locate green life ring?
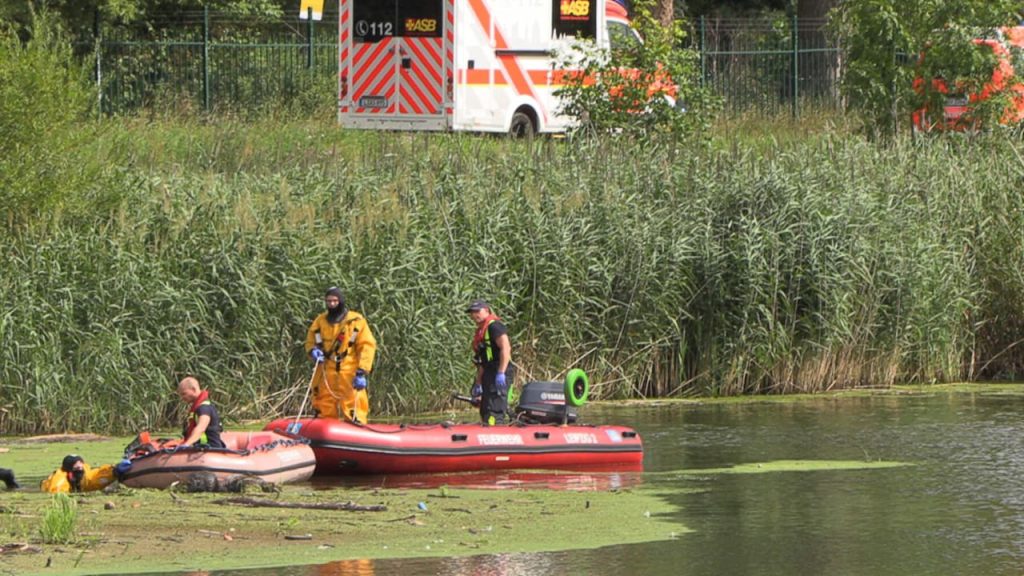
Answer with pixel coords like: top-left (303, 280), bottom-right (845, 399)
top-left (564, 369), bottom-right (590, 407)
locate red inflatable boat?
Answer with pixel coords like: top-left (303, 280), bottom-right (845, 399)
top-left (264, 377), bottom-right (643, 475)
top-left (264, 417), bottom-right (643, 475)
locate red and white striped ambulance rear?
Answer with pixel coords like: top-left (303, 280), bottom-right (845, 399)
top-left (339, 0), bottom-right (626, 135)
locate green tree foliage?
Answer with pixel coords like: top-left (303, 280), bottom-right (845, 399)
top-left (0, 12), bottom-right (94, 230)
top-left (680, 0), bottom-right (789, 17)
top-left (831, 0), bottom-right (1019, 138)
top-left (555, 1), bottom-right (719, 140)
top-left (0, 0), bottom-right (286, 32)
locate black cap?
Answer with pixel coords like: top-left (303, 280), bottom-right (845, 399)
top-left (325, 286), bottom-right (344, 300)
top-left (465, 299), bottom-right (490, 313)
top-left (61, 454), bottom-right (83, 472)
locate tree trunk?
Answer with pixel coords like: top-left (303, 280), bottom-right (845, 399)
top-left (797, 0), bottom-right (834, 20)
top-left (654, 0), bottom-right (673, 28)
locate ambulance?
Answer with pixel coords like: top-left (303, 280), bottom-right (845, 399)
top-left (338, 0), bottom-right (641, 136)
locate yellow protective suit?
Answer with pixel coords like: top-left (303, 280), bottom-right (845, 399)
top-left (40, 463), bottom-right (117, 493)
top-left (306, 309), bottom-right (376, 423)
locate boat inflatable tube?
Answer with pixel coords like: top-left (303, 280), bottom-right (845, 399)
top-left (565, 369), bottom-right (589, 407)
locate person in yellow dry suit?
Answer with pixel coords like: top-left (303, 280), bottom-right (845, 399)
top-left (41, 454), bottom-right (121, 493)
top-left (306, 286), bottom-right (376, 423)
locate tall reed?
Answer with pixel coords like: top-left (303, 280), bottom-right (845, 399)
top-left (0, 118), bottom-right (1020, 434)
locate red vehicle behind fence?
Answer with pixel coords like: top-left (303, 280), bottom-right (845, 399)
top-left (912, 26), bottom-right (1024, 132)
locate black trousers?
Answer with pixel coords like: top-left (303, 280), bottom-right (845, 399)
top-left (0, 468), bottom-right (19, 489)
top-left (478, 366), bottom-right (513, 425)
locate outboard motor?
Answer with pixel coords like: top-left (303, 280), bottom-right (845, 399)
top-left (514, 381), bottom-right (579, 424)
top-left (513, 369), bottom-right (591, 425)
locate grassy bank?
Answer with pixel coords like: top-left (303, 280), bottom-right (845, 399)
top-left (5, 116), bottom-right (1024, 432)
top-left (0, 433), bottom-right (683, 575)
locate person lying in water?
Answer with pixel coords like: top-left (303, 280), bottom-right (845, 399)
top-left (41, 454), bottom-right (120, 493)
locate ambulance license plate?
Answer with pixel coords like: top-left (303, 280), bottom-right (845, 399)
top-left (359, 96), bottom-right (388, 108)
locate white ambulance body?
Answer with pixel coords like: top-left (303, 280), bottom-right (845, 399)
top-left (338, 0), bottom-right (635, 135)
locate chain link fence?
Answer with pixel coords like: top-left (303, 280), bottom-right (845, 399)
top-left (77, 10), bottom-right (842, 116)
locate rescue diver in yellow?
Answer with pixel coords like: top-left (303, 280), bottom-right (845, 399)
top-left (306, 287), bottom-right (376, 423)
top-left (41, 454), bottom-right (118, 493)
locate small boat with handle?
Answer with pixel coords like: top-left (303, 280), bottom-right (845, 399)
top-left (119, 430), bottom-right (317, 489)
top-left (264, 371), bottom-right (644, 475)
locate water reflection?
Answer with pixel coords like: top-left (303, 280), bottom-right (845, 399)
top-left (310, 468), bottom-right (643, 492)
top-left (310, 559), bottom-right (375, 576)
top-left (205, 393), bottom-right (1024, 576)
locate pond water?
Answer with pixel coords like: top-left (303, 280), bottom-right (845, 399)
top-left (205, 392), bottom-right (1024, 576)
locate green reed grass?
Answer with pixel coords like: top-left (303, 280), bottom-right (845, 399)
top-left (39, 493), bottom-right (78, 544)
top-left (1, 117), bottom-right (1022, 433)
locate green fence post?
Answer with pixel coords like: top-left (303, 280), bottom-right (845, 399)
top-left (203, 5), bottom-right (210, 112)
top-left (791, 15), bottom-right (799, 118)
top-left (307, 8), bottom-right (314, 69)
top-left (699, 15), bottom-right (706, 88)
top-left (892, 39), bottom-right (898, 137)
top-left (94, 8), bottom-right (102, 116)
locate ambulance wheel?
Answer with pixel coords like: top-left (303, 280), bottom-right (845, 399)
top-left (509, 111), bottom-right (535, 138)
top-left (565, 369), bottom-right (589, 407)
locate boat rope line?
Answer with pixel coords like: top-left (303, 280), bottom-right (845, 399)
top-left (120, 459), bottom-right (317, 481)
top-left (131, 437), bottom-right (312, 462)
top-left (309, 440), bottom-right (642, 457)
top-left (346, 422), bottom-right (614, 435)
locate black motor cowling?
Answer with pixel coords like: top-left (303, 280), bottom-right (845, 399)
top-left (514, 381), bottom-right (578, 424)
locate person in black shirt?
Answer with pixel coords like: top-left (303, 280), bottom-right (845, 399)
top-left (177, 377), bottom-right (225, 448)
top-left (466, 299), bottom-right (512, 425)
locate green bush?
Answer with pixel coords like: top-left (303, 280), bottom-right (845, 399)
top-left (555, 1), bottom-right (719, 140)
top-left (830, 0), bottom-right (1020, 138)
top-left (0, 12), bottom-right (95, 231)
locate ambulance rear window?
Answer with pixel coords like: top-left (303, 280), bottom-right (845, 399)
top-left (353, 0), bottom-right (443, 42)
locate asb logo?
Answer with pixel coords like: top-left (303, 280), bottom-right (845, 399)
top-left (560, 0), bottom-right (591, 18)
top-left (405, 18), bottom-right (437, 34)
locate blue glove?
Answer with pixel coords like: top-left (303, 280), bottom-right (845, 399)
top-left (353, 369), bottom-right (368, 391)
top-left (311, 348), bottom-right (325, 363)
top-left (471, 383), bottom-right (483, 398)
top-left (495, 372), bottom-right (507, 396)
top-left (114, 459), bottom-right (132, 478)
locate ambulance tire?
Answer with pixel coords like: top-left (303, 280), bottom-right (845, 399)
top-left (509, 111), bottom-right (536, 139)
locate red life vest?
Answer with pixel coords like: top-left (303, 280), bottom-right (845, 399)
top-left (183, 389), bottom-right (210, 441)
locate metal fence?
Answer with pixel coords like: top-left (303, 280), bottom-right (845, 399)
top-left (79, 8), bottom-right (338, 114)
top-left (696, 16), bottom-right (839, 116)
top-left (78, 10), bottom-right (841, 116)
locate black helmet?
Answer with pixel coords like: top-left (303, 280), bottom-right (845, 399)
top-left (324, 286), bottom-right (347, 323)
top-left (325, 286), bottom-right (344, 305)
top-left (61, 454), bottom-right (83, 472)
